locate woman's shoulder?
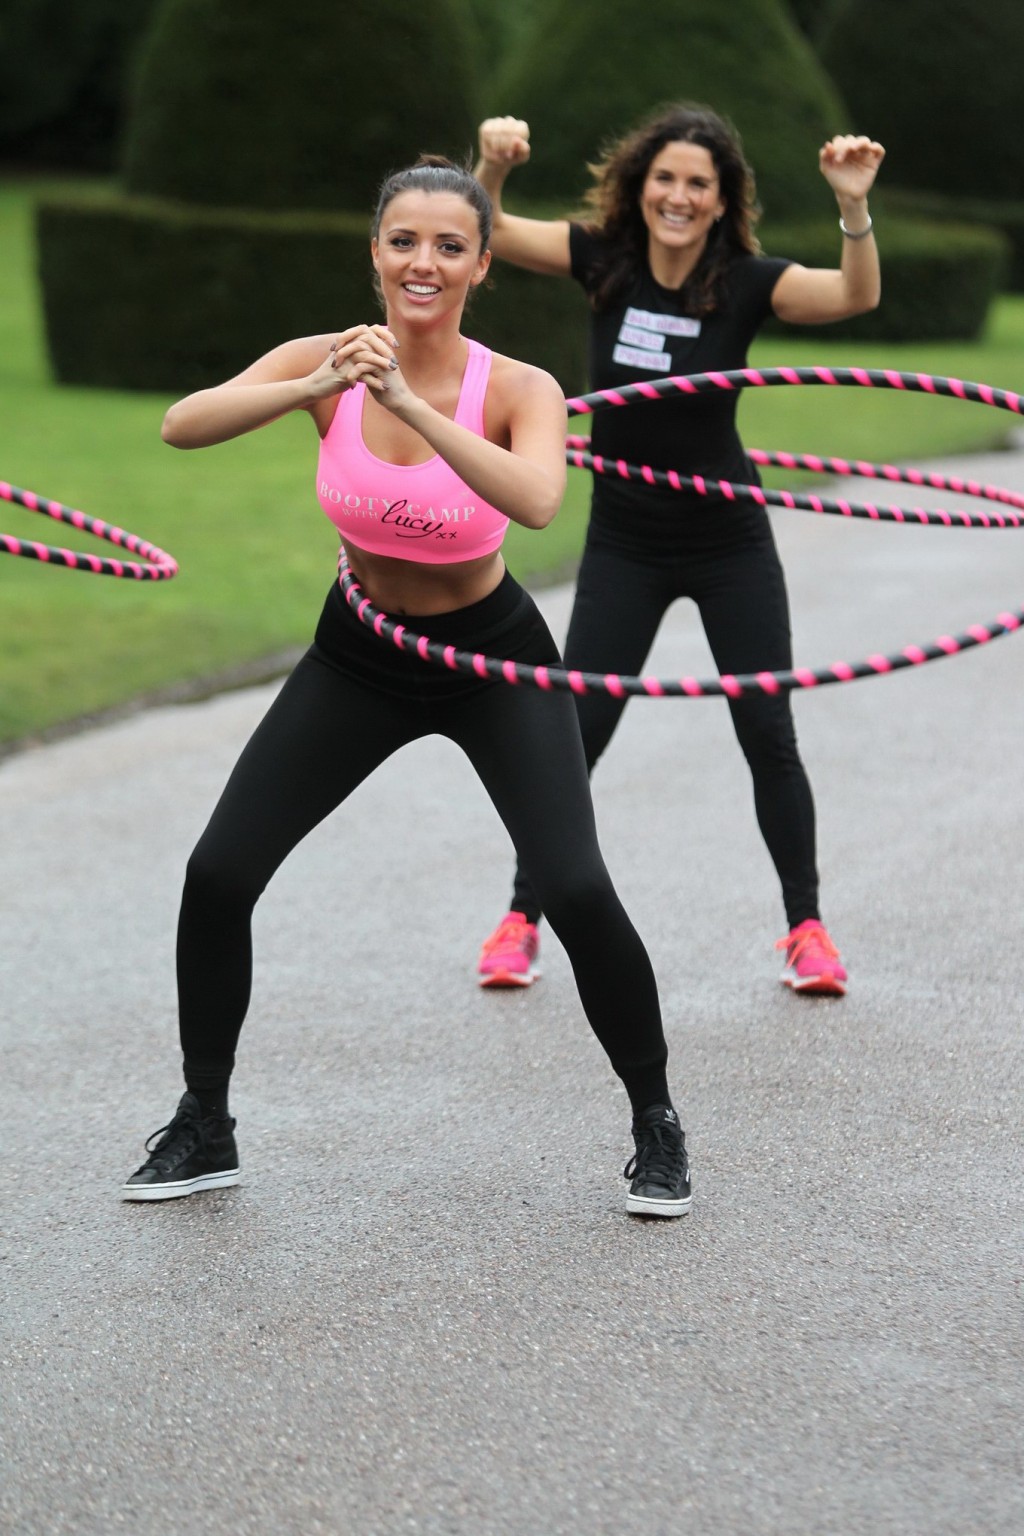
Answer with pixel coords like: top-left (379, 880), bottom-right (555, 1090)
top-left (485, 347), bottom-right (561, 389)
top-left (720, 250), bottom-right (794, 301)
top-left (568, 220), bottom-right (612, 281)
top-left (479, 346), bottom-right (566, 413)
top-left (231, 332), bottom-right (335, 383)
top-left (726, 250), bottom-right (793, 278)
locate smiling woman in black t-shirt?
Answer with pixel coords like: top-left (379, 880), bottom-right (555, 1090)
top-left (473, 102), bottom-right (885, 997)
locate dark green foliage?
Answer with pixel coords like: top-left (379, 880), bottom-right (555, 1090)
top-left (123, 0), bottom-right (480, 213)
top-left (820, 1), bottom-right (1024, 202)
top-left (493, 0), bottom-right (849, 221)
top-left (0, 0), bottom-right (159, 169)
top-left (786, 0), bottom-right (851, 41)
top-left (0, 1), bottom-right (99, 136)
top-left (470, 266), bottom-right (589, 392)
top-left (36, 193), bottom-right (379, 392)
top-left (759, 216), bottom-right (1009, 341)
top-left (881, 190), bottom-right (1024, 293)
top-left (461, 0), bottom-right (548, 75)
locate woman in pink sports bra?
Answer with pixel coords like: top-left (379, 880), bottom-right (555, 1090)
top-left (122, 157), bottom-right (690, 1220)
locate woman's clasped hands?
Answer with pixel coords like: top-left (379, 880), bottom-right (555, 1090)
top-left (308, 323), bottom-right (404, 404)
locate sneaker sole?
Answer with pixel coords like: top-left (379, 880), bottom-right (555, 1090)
top-left (626, 1190), bottom-right (692, 1218)
top-left (121, 1168), bottom-right (240, 1201)
top-left (478, 967), bottom-right (540, 989)
top-left (780, 973), bottom-right (847, 996)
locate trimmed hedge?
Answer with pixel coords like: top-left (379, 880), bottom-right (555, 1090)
top-left (820, 1), bottom-right (1024, 204)
top-left (34, 190), bottom-right (589, 394)
top-left (759, 216), bottom-right (1009, 342)
top-left (37, 193), bottom-right (377, 393)
top-left (37, 192), bottom-right (1005, 398)
top-left (881, 189), bottom-right (1024, 295)
top-left (0, 0), bottom-right (159, 169)
top-left (123, 0), bottom-right (480, 213)
top-left (469, 266), bottom-right (589, 393)
top-left (493, 0), bottom-right (849, 222)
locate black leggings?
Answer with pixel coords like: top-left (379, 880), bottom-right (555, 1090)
top-left (512, 516), bottom-right (820, 929)
top-left (177, 575), bottom-right (670, 1113)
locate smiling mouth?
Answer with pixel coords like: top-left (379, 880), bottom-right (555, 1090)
top-left (403, 283), bottom-right (441, 296)
top-left (659, 211), bottom-right (694, 227)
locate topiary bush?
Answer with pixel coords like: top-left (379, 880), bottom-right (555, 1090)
top-left (785, 0), bottom-right (850, 42)
top-left (820, 1), bottom-right (1024, 204)
top-left (0, 0), bottom-right (159, 170)
top-left (36, 0), bottom-right (486, 391)
top-left (880, 189), bottom-right (1024, 294)
top-left (37, 192), bottom-right (377, 392)
top-left (123, 0), bottom-right (480, 213)
top-left (460, 0), bottom-right (547, 75)
top-left (468, 264), bottom-right (589, 392)
top-left (492, 0), bottom-right (850, 222)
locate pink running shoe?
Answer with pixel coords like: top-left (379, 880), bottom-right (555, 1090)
top-left (776, 919), bottom-right (848, 996)
top-left (477, 910), bottom-right (541, 988)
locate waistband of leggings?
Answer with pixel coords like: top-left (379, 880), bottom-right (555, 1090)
top-left (326, 564), bottom-right (533, 644)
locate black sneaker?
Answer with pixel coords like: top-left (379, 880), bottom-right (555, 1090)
top-left (122, 1092), bottom-right (240, 1201)
top-left (624, 1104), bottom-right (691, 1218)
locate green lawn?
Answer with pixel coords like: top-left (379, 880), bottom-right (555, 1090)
top-left (3, 175), bottom-right (1023, 747)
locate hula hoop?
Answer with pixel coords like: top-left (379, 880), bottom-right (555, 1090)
top-left (338, 553), bottom-right (1022, 699)
top-left (565, 363), bottom-right (1023, 419)
top-left (565, 438), bottom-right (1024, 529)
top-left (338, 365), bottom-right (1024, 697)
top-left (0, 482), bottom-right (179, 579)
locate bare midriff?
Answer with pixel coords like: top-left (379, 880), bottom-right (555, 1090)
top-left (340, 542), bottom-right (506, 615)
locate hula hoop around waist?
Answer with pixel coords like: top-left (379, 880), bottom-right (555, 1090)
top-left (338, 553), bottom-right (1023, 699)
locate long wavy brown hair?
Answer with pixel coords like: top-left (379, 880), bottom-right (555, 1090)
top-left (580, 102), bottom-right (761, 314)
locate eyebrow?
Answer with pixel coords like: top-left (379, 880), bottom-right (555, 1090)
top-left (384, 226), bottom-right (472, 239)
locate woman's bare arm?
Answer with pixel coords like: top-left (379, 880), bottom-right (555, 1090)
top-left (772, 135), bottom-right (885, 325)
top-left (359, 346), bottom-right (567, 530)
top-left (474, 117), bottom-right (572, 277)
top-left (160, 326), bottom-right (397, 448)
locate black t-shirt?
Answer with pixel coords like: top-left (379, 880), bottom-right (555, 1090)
top-left (569, 223), bottom-right (791, 548)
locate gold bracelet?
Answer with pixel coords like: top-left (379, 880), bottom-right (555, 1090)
top-left (839, 215), bottom-right (873, 241)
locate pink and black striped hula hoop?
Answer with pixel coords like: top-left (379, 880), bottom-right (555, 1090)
top-left (566, 439), bottom-right (1024, 528)
top-left (339, 365), bottom-right (1024, 697)
top-left (0, 482), bottom-right (179, 579)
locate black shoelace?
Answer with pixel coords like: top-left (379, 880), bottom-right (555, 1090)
top-left (139, 1110), bottom-right (206, 1172)
top-left (624, 1123), bottom-right (687, 1187)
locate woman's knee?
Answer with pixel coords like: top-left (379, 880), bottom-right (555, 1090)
top-left (730, 698), bottom-right (801, 769)
top-left (182, 838), bottom-right (264, 917)
top-left (536, 857), bottom-right (617, 931)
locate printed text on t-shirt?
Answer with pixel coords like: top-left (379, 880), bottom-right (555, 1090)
top-left (611, 306), bottom-right (701, 372)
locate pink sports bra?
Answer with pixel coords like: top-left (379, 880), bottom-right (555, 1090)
top-left (316, 337), bottom-right (509, 563)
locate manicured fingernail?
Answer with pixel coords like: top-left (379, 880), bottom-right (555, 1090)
top-left (388, 357), bottom-right (398, 370)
